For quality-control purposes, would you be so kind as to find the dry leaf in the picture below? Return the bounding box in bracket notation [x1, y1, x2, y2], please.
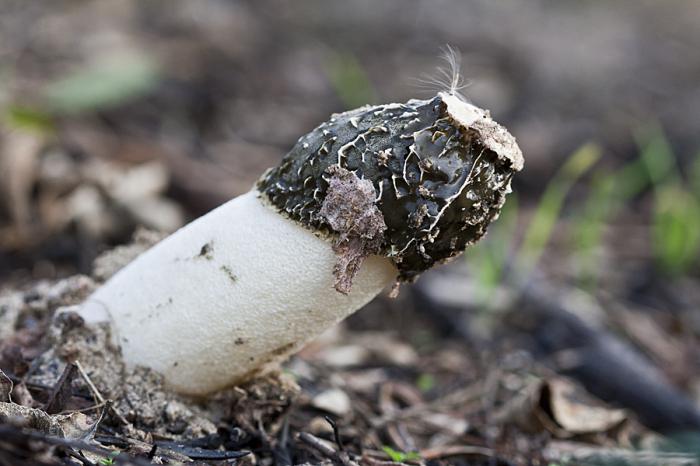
[494, 376, 627, 438]
[0, 401, 95, 439]
[546, 377, 627, 435]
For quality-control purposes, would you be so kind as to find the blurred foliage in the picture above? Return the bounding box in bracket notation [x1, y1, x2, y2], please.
[325, 51, 377, 110]
[638, 130, 700, 277]
[5, 105, 54, 133]
[467, 129, 700, 299]
[571, 155, 649, 288]
[45, 54, 159, 114]
[515, 143, 602, 277]
[571, 171, 618, 288]
[416, 373, 436, 392]
[651, 186, 700, 276]
[3, 54, 159, 136]
[691, 152, 700, 199]
[381, 446, 421, 462]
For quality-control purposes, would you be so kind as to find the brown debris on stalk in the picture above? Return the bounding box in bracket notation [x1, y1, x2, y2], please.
[319, 166, 386, 294]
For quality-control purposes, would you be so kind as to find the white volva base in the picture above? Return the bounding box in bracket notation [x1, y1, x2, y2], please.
[80, 190, 397, 395]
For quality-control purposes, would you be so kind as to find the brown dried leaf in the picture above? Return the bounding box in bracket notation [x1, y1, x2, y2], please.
[494, 377, 627, 438]
[44, 362, 78, 415]
[0, 401, 94, 439]
[546, 377, 627, 435]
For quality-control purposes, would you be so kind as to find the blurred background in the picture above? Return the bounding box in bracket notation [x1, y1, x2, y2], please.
[2, 0, 700, 461]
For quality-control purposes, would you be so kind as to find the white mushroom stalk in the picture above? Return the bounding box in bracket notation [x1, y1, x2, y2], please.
[79, 92, 523, 396]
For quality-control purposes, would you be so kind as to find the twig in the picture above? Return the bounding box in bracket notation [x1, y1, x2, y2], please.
[324, 416, 344, 451]
[419, 445, 495, 460]
[298, 432, 359, 466]
[75, 361, 104, 404]
[361, 456, 406, 466]
[59, 401, 108, 415]
[66, 449, 97, 466]
[299, 432, 337, 458]
[75, 360, 130, 426]
[370, 384, 484, 428]
[274, 415, 293, 466]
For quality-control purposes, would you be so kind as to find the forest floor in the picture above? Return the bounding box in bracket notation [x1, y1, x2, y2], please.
[2, 231, 699, 465]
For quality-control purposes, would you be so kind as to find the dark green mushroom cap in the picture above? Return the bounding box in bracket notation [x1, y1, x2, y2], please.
[257, 92, 523, 284]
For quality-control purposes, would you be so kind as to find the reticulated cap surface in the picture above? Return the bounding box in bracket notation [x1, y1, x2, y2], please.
[258, 94, 523, 281]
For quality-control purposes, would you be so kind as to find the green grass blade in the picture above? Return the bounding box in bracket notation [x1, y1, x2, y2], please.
[690, 151, 700, 200]
[325, 51, 377, 109]
[637, 128, 700, 275]
[515, 143, 602, 277]
[46, 54, 159, 114]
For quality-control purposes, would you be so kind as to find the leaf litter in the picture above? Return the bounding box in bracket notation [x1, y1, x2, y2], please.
[0, 234, 687, 465]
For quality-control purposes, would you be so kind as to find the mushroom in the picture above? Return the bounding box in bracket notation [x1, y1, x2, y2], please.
[79, 92, 523, 395]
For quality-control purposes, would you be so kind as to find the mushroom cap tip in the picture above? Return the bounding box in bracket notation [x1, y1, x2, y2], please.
[439, 91, 524, 172]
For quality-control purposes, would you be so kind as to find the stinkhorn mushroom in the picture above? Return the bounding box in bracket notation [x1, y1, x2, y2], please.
[79, 91, 523, 395]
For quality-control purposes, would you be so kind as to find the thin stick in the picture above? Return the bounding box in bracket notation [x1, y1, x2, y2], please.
[58, 401, 108, 415]
[75, 360, 130, 426]
[324, 416, 345, 451]
[298, 432, 359, 466]
[75, 361, 104, 403]
[419, 445, 495, 460]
